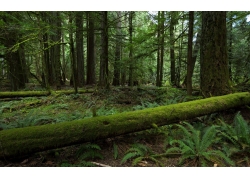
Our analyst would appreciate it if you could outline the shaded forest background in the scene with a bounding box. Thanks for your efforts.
[1,11,250,95]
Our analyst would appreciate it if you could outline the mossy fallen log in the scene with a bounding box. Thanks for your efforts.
[0,92,250,159]
[0,89,94,98]
[0,91,50,98]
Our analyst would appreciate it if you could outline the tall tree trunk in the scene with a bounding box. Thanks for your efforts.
[156,11,161,87]
[200,11,230,97]
[228,12,233,81]
[156,11,165,87]
[2,12,27,91]
[187,11,194,96]
[182,32,201,88]
[76,11,85,87]
[61,32,66,84]
[176,14,184,88]
[170,12,176,86]
[99,11,109,88]
[69,12,78,93]
[51,11,62,89]
[113,11,122,86]
[160,11,165,86]
[128,11,134,86]
[86,12,96,85]
[41,12,51,90]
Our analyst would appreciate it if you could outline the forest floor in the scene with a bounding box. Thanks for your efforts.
[0,85,250,167]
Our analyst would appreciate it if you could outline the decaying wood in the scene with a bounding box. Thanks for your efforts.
[0,92,250,159]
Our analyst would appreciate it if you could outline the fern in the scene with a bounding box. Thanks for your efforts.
[76,143,103,161]
[166,122,234,167]
[121,152,140,164]
[121,143,162,166]
[234,111,250,145]
[218,111,250,152]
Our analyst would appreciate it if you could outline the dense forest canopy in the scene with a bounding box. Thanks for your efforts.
[0,11,250,96]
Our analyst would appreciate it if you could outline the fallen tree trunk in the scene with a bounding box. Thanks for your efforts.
[0,92,250,159]
[0,89,94,98]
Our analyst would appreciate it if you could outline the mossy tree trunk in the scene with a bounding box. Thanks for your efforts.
[200,12,230,97]
[1,92,250,159]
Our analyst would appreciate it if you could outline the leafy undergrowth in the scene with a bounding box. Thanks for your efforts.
[0,86,250,167]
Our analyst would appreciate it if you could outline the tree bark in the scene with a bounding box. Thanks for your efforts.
[86,12,96,85]
[187,11,194,95]
[128,11,134,86]
[170,12,176,86]
[200,12,230,97]
[182,32,201,88]
[99,11,109,88]
[69,12,78,94]
[76,11,85,87]
[1,92,250,159]
[113,11,122,86]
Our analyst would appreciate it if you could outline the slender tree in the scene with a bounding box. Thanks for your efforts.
[128,11,134,86]
[75,11,85,87]
[69,12,78,93]
[228,11,233,81]
[200,11,230,97]
[170,11,176,86]
[86,12,96,85]
[49,11,62,89]
[113,11,122,86]
[187,11,194,95]
[99,11,109,88]
[156,11,165,87]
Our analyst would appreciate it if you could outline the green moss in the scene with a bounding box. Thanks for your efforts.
[0,92,250,158]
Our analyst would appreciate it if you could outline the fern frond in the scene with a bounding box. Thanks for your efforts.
[202,150,235,166]
[76,143,102,159]
[121,152,140,164]
[83,143,102,150]
[165,147,181,154]
[79,151,103,160]
[176,124,191,137]
[132,156,144,166]
[147,156,164,167]
[234,112,250,144]
[200,125,217,152]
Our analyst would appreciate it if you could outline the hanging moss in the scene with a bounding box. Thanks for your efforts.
[0,92,250,159]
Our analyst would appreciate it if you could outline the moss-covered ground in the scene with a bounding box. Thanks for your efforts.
[0,86,250,167]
